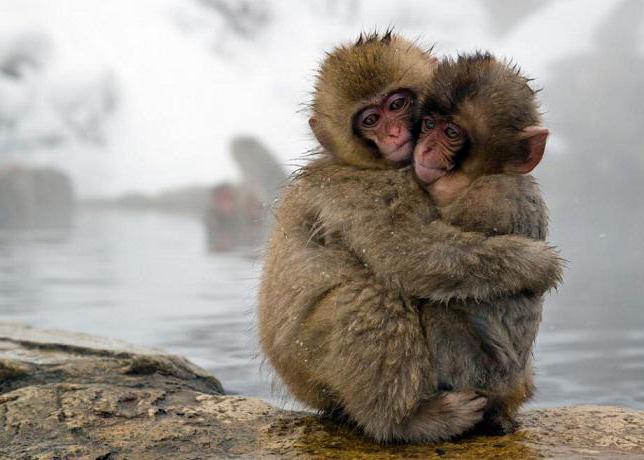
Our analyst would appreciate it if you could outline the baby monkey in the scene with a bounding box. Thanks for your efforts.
[415,52,548,205]
[308,31,431,168]
[414,52,552,433]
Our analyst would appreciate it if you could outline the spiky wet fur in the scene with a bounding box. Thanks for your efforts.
[259,37,563,443]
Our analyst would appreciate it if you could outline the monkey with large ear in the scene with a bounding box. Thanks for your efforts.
[413,52,557,434]
[258,33,563,443]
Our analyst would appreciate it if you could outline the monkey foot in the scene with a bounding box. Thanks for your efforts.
[473,413,518,436]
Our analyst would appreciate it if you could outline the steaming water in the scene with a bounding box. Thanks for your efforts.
[0,208,642,410]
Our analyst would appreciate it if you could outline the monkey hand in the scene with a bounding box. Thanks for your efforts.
[466,235,565,299]
[414,225,565,303]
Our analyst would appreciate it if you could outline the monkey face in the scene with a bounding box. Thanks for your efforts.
[413,115,466,185]
[355,90,415,163]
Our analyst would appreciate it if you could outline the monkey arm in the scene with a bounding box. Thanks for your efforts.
[260,173,364,321]
[259,178,367,408]
[301,163,563,302]
[356,218,562,303]
[440,174,548,240]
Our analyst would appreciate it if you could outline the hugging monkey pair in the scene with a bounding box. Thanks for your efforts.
[259,32,562,443]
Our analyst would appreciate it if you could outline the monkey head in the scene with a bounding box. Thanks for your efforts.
[310,31,437,169]
[414,52,549,191]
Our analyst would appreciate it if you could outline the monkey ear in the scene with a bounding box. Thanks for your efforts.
[309,117,332,150]
[505,126,549,174]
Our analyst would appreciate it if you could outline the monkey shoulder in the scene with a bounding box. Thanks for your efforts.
[299,162,430,209]
[441,174,548,239]
[281,162,437,245]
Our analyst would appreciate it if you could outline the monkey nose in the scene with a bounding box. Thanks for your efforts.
[418,146,435,159]
[386,125,402,138]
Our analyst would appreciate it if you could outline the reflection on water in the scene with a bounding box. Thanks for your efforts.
[0,208,642,410]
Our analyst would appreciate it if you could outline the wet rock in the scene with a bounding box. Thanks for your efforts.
[0,322,223,396]
[1,322,643,459]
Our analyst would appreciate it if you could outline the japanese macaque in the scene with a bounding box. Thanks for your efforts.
[413,52,553,433]
[308,31,430,168]
[259,33,562,443]
[414,52,549,206]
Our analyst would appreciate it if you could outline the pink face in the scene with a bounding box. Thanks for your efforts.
[413,115,466,185]
[356,90,415,163]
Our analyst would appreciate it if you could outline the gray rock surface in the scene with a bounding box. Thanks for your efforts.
[1,322,643,459]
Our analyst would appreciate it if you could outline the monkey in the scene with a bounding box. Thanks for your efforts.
[258,32,563,443]
[307,31,432,169]
[412,51,556,434]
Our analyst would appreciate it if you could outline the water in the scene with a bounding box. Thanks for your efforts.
[0,208,270,401]
[0,208,642,410]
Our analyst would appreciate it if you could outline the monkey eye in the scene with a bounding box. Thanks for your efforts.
[422,117,436,131]
[360,111,380,128]
[444,124,461,140]
[389,96,407,111]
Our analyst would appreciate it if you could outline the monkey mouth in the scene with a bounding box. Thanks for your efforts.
[394,138,412,150]
[414,162,449,185]
[385,139,413,162]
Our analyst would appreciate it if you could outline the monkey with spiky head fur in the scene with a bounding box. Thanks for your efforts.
[413,52,556,433]
[259,33,562,443]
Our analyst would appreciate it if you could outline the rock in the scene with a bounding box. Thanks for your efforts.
[0,322,223,397]
[1,322,643,459]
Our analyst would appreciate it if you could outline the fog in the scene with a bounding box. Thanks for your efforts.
[0,0,642,409]
[3,0,640,196]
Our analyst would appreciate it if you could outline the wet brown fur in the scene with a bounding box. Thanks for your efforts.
[426,175,547,435]
[258,36,563,443]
